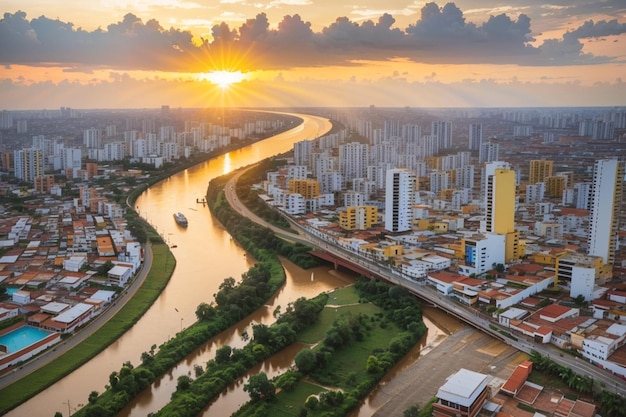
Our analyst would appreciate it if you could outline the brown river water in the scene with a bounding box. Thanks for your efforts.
[6,112,464,417]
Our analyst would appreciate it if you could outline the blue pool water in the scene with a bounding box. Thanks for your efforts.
[6,287,20,296]
[0,326,54,353]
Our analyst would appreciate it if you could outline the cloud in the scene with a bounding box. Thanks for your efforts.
[0,3,622,72]
[566,19,626,39]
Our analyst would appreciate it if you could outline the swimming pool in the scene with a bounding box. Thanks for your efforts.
[0,326,54,353]
[6,287,20,296]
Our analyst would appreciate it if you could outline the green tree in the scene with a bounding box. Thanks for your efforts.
[294,348,317,373]
[215,345,232,364]
[176,375,193,391]
[366,355,382,374]
[96,261,114,276]
[244,372,275,402]
[403,404,420,417]
[573,294,587,307]
[88,390,99,404]
[195,302,216,321]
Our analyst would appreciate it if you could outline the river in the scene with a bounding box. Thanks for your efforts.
[9,111,464,417]
[7,112,332,417]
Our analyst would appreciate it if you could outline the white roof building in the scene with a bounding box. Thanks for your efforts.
[434,368,490,417]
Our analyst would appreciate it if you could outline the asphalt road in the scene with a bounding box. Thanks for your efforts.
[0,242,154,390]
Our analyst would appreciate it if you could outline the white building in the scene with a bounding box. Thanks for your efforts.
[570,264,596,302]
[587,159,624,265]
[431,120,452,150]
[430,170,450,194]
[63,254,88,272]
[384,168,416,233]
[433,369,489,417]
[458,232,506,276]
[83,128,101,148]
[107,264,133,287]
[469,123,483,150]
[339,142,369,182]
[479,141,499,163]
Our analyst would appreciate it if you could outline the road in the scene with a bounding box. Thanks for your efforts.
[223,168,626,397]
[0,242,154,390]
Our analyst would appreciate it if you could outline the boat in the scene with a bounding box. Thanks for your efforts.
[173,212,188,227]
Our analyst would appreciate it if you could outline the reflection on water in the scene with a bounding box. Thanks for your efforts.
[7,113,331,417]
[119,259,357,417]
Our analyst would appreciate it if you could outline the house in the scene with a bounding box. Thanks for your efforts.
[427,271,465,295]
[107,264,132,287]
[12,290,31,305]
[539,304,579,322]
[500,361,532,396]
[433,368,490,417]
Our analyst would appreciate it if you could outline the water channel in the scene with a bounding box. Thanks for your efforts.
[7,112,331,417]
[8,111,463,417]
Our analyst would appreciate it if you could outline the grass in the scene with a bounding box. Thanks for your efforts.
[0,241,176,415]
[297,302,381,344]
[310,314,402,390]
[527,368,571,392]
[267,381,325,417]
[325,285,360,305]
[234,285,419,417]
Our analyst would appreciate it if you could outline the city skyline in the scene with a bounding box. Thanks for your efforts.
[1,1,625,109]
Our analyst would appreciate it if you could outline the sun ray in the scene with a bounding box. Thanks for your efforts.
[199,70,246,89]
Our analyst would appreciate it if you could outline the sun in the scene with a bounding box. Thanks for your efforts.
[199,70,246,89]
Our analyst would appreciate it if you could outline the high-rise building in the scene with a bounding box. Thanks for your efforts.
[479,142,499,163]
[529,160,553,184]
[14,148,44,182]
[293,140,314,168]
[339,142,369,182]
[587,159,624,266]
[0,110,13,129]
[573,183,591,209]
[83,128,101,149]
[482,162,519,262]
[63,148,82,178]
[468,123,483,150]
[432,121,452,150]
[546,175,566,198]
[430,170,450,194]
[384,168,416,233]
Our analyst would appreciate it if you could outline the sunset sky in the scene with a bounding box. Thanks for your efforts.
[1,1,625,109]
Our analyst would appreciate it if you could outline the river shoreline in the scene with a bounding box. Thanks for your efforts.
[4,110,320,416]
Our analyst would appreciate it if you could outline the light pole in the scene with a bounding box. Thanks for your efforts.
[180,317,183,332]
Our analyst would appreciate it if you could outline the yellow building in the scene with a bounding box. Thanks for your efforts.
[424,156,441,170]
[288,179,319,199]
[485,166,519,261]
[529,160,553,184]
[546,175,566,198]
[439,189,454,199]
[338,206,378,231]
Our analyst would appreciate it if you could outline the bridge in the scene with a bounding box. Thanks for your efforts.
[309,250,379,280]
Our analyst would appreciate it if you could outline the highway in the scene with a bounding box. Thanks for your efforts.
[224,166,626,397]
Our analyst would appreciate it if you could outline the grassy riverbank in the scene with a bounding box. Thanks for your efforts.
[0,238,175,415]
[0,112,307,415]
[233,279,428,417]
